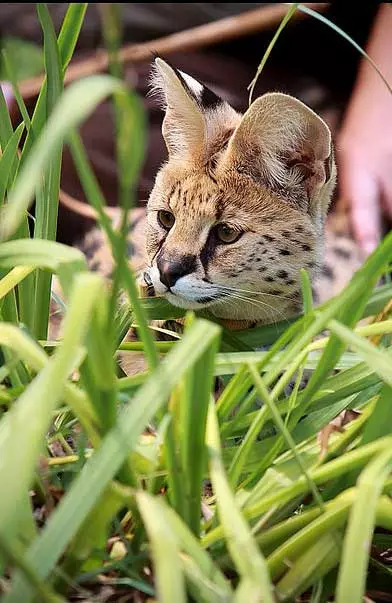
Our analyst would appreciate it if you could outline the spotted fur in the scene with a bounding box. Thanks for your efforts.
[58,58,362,350]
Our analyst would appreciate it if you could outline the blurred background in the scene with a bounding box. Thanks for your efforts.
[0,3,387,250]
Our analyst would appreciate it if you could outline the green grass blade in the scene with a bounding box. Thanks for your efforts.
[181,555,230,603]
[6,319,220,603]
[21,3,87,160]
[233,578,266,602]
[181,315,220,535]
[137,492,187,603]
[0,273,103,545]
[276,532,342,601]
[67,131,159,369]
[361,384,392,444]
[267,492,353,582]
[58,481,132,592]
[0,123,24,204]
[286,233,392,432]
[0,85,14,147]
[336,446,392,603]
[247,363,325,510]
[57,3,88,70]
[228,391,268,487]
[0,75,123,241]
[2,51,32,134]
[206,402,275,603]
[203,438,392,549]
[0,322,98,441]
[328,319,392,387]
[298,4,392,96]
[0,266,34,300]
[0,239,86,277]
[32,3,64,339]
[0,536,64,603]
[162,503,232,596]
[248,3,299,104]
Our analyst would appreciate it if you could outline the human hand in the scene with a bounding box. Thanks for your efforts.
[336,4,392,257]
[338,80,392,256]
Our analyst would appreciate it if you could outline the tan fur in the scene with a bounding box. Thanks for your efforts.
[143,58,338,322]
[53,59,363,370]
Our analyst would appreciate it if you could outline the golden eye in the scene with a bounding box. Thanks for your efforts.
[216,223,242,244]
[157,210,175,230]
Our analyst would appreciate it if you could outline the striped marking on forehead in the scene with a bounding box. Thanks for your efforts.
[168,179,223,220]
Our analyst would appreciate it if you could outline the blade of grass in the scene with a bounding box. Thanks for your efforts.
[6,319,220,603]
[336,446,392,603]
[0,84,14,147]
[206,401,275,603]
[0,273,102,544]
[202,438,392,548]
[285,233,392,435]
[248,3,299,104]
[67,131,158,369]
[162,502,232,596]
[298,4,392,96]
[2,51,32,134]
[137,492,187,603]
[32,3,64,339]
[361,384,392,445]
[181,555,230,603]
[328,319,392,387]
[247,363,325,510]
[57,3,87,70]
[0,323,99,442]
[0,536,64,603]
[0,266,35,300]
[234,282,392,351]
[21,3,88,161]
[275,531,342,602]
[267,491,354,581]
[163,402,187,518]
[0,75,124,241]
[0,123,24,204]
[0,238,87,283]
[180,315,220,535]
[57,481,133,593]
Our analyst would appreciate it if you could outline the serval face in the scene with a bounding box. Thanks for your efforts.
[144,58,336,322]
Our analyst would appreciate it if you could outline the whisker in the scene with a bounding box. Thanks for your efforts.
[213,282,296,302]
[216,290,288,325]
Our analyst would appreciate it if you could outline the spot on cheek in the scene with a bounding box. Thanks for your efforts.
[276,270,288,279]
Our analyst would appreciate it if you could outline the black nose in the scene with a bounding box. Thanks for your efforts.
[157,254,197,289]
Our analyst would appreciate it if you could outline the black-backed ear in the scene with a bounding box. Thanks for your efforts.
[152,57,240,162]
[220,92,335,217]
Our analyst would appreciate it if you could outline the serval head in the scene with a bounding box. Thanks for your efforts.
[144,58,336,322]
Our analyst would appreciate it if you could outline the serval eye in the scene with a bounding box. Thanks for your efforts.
[157,210,175,230]
[216,223,242,244]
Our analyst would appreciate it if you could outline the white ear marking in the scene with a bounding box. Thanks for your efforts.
[178,70,204,100]
[151,57,240,162]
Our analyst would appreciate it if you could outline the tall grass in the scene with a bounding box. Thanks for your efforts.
[0,4,392,602]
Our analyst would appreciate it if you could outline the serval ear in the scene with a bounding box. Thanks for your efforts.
[151,57,239,164]
[220,92,336,222]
